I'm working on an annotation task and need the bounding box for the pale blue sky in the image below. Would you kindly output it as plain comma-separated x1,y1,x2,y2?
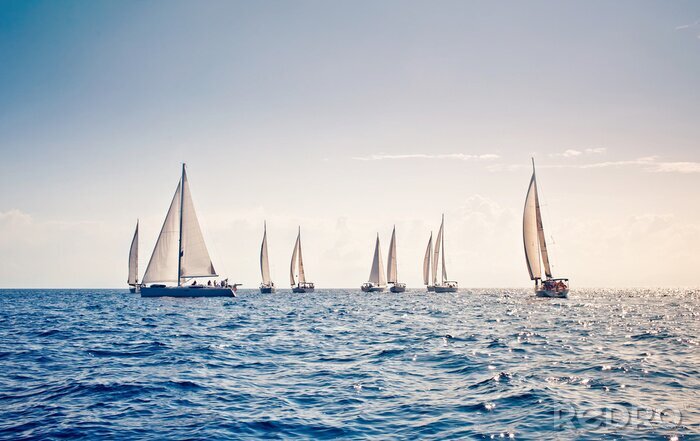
1,1,699,287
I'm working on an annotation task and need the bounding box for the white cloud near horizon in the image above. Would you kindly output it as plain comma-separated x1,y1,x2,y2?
487,156,700,174
352,153,500,161
551,147,607,158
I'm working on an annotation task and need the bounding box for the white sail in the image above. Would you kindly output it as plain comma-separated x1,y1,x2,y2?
441,216,448,283
142,182,182,284
297,230,306,284
423,232,432,285
432,217,444,285
289,233,298,286
535,187,552,279
260,222,271,284
523,171,542,280
387,227,397,284
128,221,139,285
290,228,306,285
179,168,217,279
368,234,386,285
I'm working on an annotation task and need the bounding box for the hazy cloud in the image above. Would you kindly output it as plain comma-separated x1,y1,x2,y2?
551,147,607,158
352,153,500,161
488,155,700,174
675,19,700,30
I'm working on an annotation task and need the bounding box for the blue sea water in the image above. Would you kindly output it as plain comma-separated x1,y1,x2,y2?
0,289,697,440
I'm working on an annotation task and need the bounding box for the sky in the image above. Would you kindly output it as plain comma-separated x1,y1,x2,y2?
1,0,699,288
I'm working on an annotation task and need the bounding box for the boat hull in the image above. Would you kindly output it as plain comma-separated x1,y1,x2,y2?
434,286,458,293
389,284,406,293
140,286,235,298
260,286,276,294
426,285,435,292
361,283,385,292
536,289,569,298
292,287,314,293
128,286,138,294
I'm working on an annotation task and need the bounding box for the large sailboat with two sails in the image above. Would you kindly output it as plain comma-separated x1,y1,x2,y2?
361,234,386,292
523,159,569,298
127,220,139,293
423,232,434,292
432,214,459,293
387,226,406,293
290,227,315,293
140,164,236,297
259,221,275,293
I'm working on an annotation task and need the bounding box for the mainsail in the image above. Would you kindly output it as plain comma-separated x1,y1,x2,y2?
128,221,139,285
523,160,552,281
142,164,217,285
260,222,271,284
369,234,386,285
423,232,432,285
387,227,397,284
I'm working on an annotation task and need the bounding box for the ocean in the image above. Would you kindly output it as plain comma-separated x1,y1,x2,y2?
0,289,697,440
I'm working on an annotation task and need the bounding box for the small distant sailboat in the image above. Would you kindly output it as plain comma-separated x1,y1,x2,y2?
387,226,406,293
127,220,140,293
432,214,459,293
259,222,275,293
523,159,569,298
423,232,434,292
140,164,235,298
290,227,315,293
361,234,386,292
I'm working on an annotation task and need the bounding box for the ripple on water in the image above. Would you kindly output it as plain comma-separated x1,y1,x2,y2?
0,288,696,440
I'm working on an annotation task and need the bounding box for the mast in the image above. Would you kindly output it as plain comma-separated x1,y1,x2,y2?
177,163,185,286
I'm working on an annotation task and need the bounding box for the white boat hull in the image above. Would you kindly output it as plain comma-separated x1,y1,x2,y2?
140,286,235,298
434,281,459,293
536,289,569,298
434,286,458,293
361,284,385,293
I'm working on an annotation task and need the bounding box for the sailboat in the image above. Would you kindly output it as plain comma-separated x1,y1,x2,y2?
387,226,406,293
140,164,235,298
423,232,434,292
523,159,569,298
127,220,140,293
432,214,459,293
259,221,275,293
361,234,386,292
290,227,315,293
